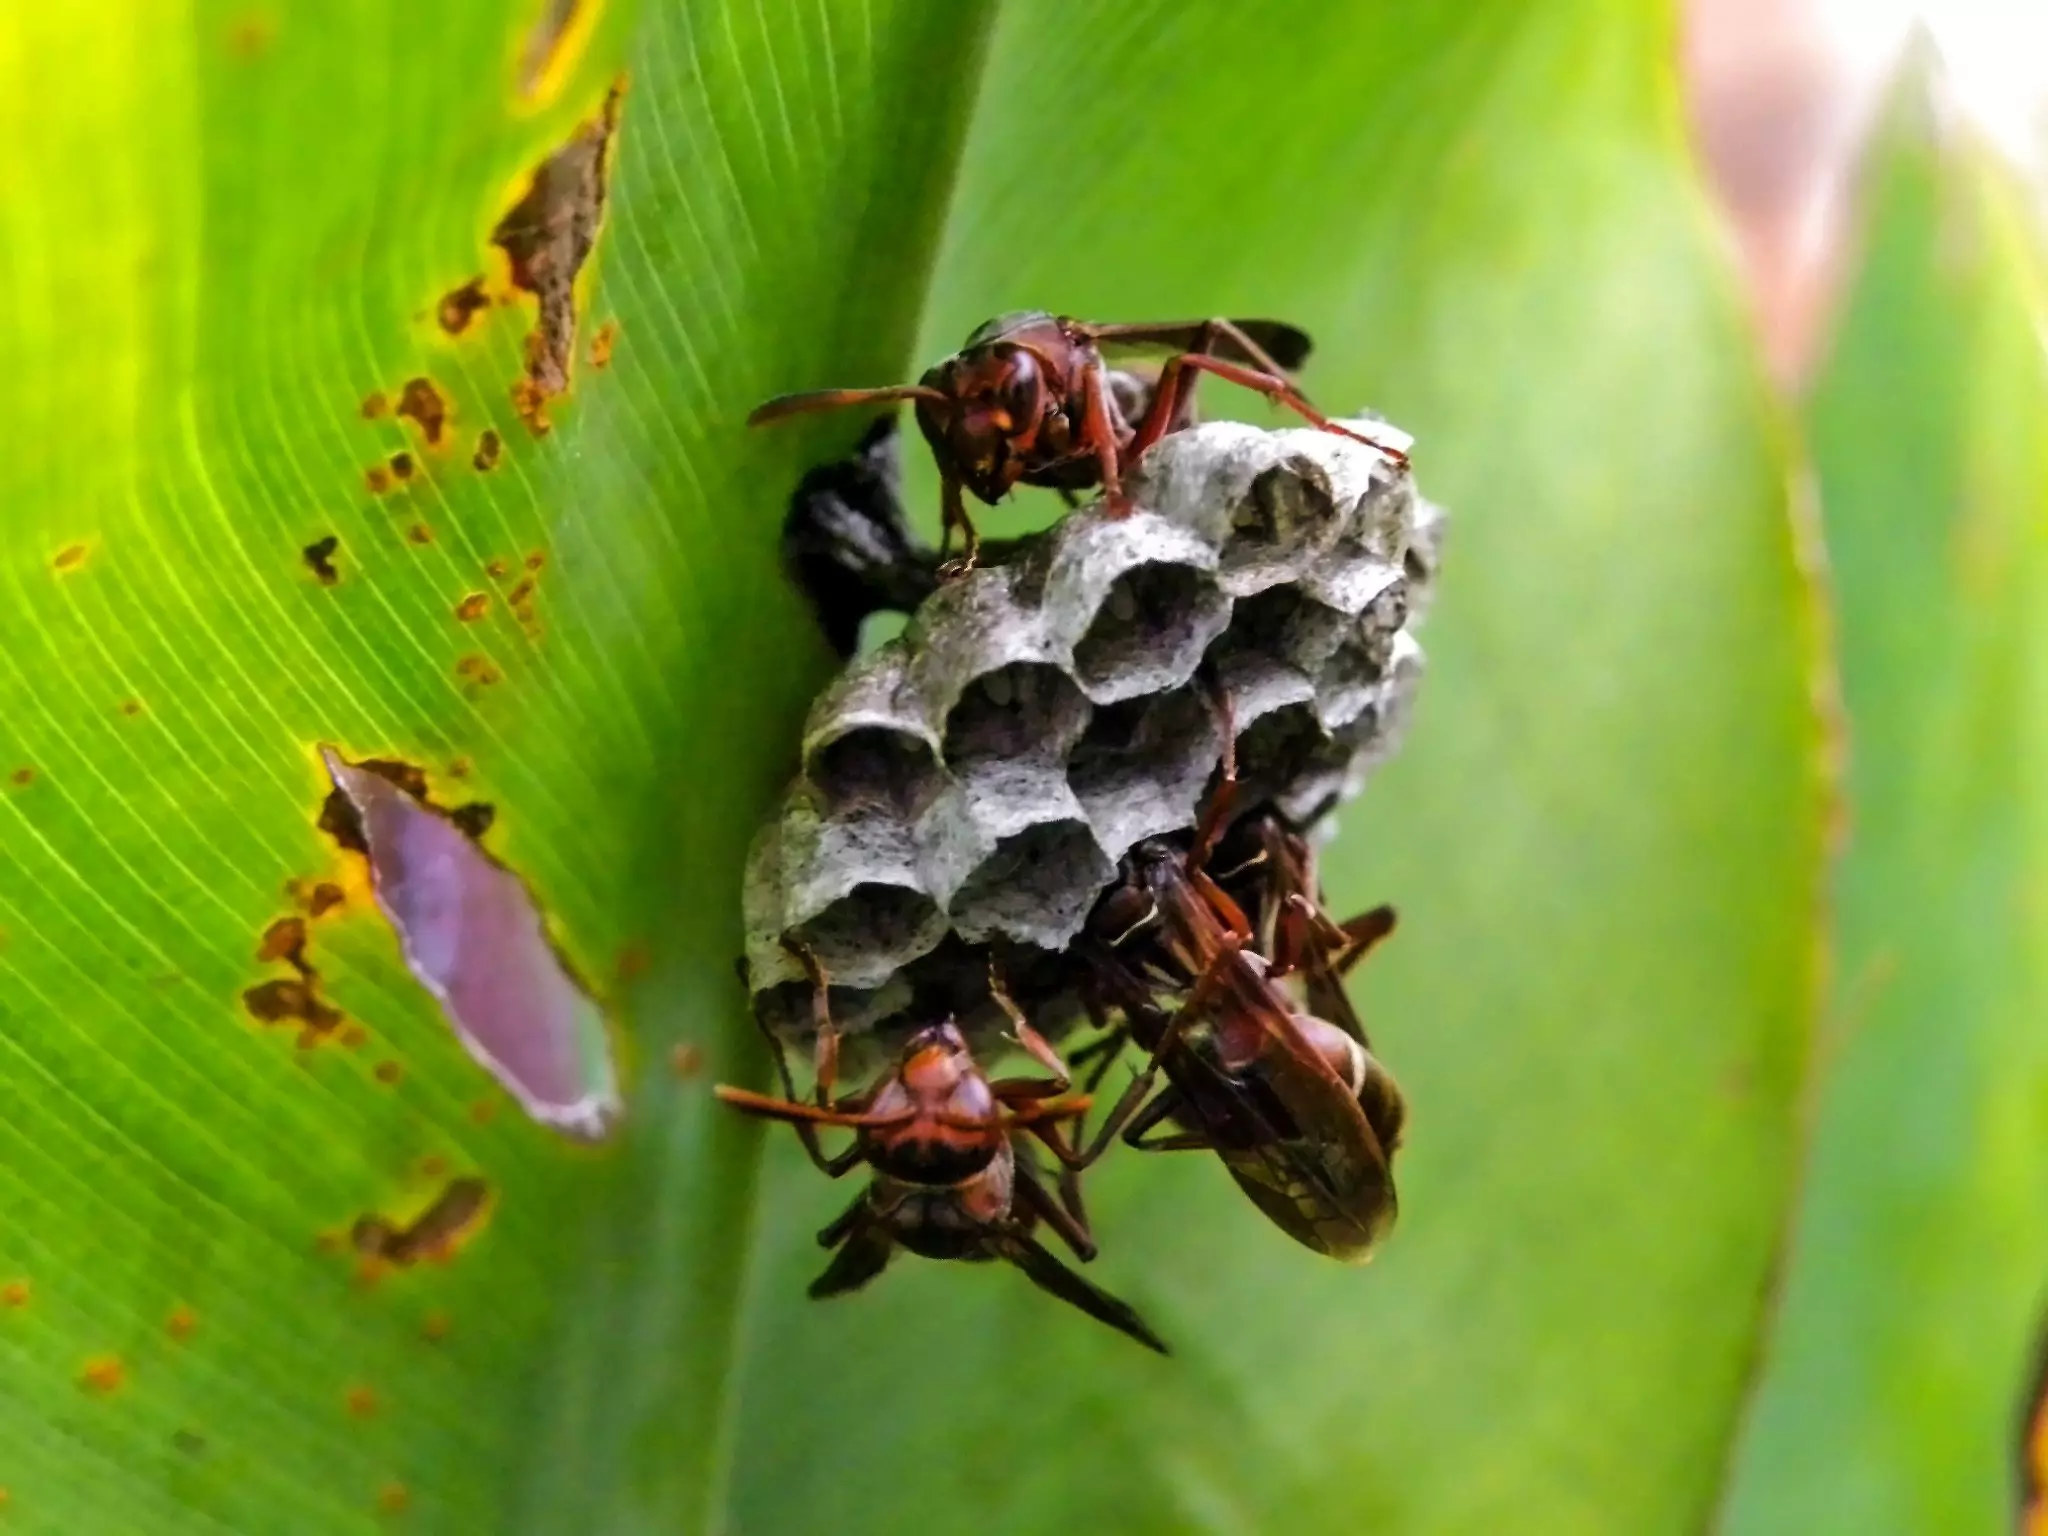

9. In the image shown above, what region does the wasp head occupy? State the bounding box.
[914,345,1049,505]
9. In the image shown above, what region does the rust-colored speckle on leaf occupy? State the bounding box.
[447,756,473,779]
[119,698,144,718]
[589,319,617,369]
[507,577,536,609]
[472,428,503,472]
[366,465,393,496]
[53,543,87,572]
[437,277,490,335]
[378,1482,412,1517]
[485,557,510,580]
[361,391,390,420]
[244,910,344,1035]
[421,1310,451,1343]
[419,1153,449,1179]
[80,1356,126,1394]
[510,375,552,437]
[339,1024,368,1050]
[1,1279,29,1308]
[406,522,434,546]
[670,1042,703,1079]
[615,941,649,980]
[492,80,621,409]
[345,1385,379,1419]
[9,767,34,788]
[525,549,547,572]
[166,1305,197,1342]
[373,1060,405,1086]
[455,653,503,689]
[454,592,490,624]
[469,1099,498,1126]
[396,378,449,447]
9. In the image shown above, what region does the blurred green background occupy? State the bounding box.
[0,2,2042,1532]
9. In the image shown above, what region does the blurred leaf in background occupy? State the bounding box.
[0,1,2043,1533]
[1719,54,2048,1536]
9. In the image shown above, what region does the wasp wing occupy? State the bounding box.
[1001,1235,1170,1355]
[1086,319,1314,374]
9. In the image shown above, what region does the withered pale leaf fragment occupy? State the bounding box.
[320,746,621,1141]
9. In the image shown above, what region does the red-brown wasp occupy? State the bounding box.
[748,312,1411,573]
[1070,702,1406,1261]
[715,946,1170,1353]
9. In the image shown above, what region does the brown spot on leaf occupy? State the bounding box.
[377,1482,411,1516]
[9,767,34,788]
[373,1060,404,1085]
[338,1024,368,1050]
[418,1154,449,1179]
[589,319,617,369]
[345,1385,379,1419]
[469,1099,498,1126]
[525,549,547,572]
[243,978,344,1033]
[472,428,502,472]
[53,543,87,572]
[388,451,416,482]
[303,535,341,585]
[454,592,489,623]
[352,1177,491,1266]
[257,916,309,965]
[485,557,510,580]
[421,1310,451,1343]
[362,391,390,420]
[507,577,536,608]
[447,756,472,779]
[119,698,144,718]
[2,1279,29,1308]
[366,465,393,495]
[616,941,649,980]
[308,882,346,918]
[166,1304,197,1341]
[79,1356,126,1394]
[450,802,495,840]
[406,522,434,546]
[454,653,503,688]
[437,277,490,335]
[492,82,621,403]
[396,378,449,446]
[670,1042,703,1079]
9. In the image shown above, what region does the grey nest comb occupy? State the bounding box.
[744,417,1447,1053]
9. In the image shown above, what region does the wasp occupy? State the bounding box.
[715,945,1170,1353]
[1071,699,1406,1261]
[749,312,1410,573]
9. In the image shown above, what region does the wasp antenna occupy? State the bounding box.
[747,385,947,428]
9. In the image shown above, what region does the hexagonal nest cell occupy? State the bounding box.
[742,414,1446,1058]
[1070,560,1230,704]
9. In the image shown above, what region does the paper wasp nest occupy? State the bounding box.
[744,418,1446,1057]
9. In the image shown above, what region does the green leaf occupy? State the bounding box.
[0,2,988,1531]
[1719,64,2048,1534]
[1,1,1825,1531]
